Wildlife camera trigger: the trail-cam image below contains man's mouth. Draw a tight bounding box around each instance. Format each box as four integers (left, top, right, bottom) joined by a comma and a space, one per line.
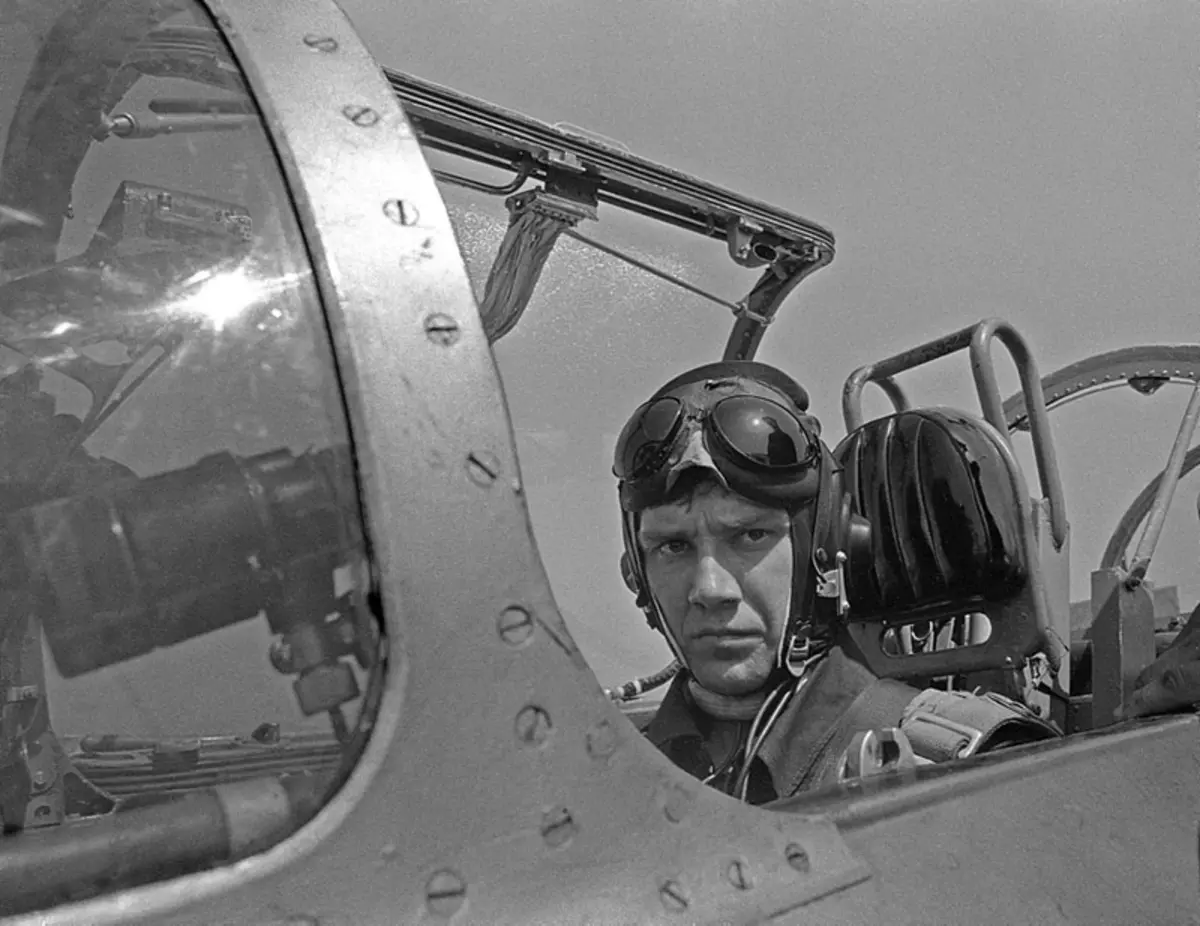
693, 628, 762, 642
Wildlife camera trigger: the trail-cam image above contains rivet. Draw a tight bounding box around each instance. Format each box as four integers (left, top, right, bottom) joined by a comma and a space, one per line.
515, 705, 552, 746
341, 104, 380, 127
785, 842, 811, 873
466, 451, 499, 486
726, 858, 753, 891
498, 606, 534, 646
302, 34, 339, 52
658, 879, 689, 913
32, 771, 45, 787
662, 782, 692, 823
384, 198, 420, 226
540, 805, 578, 848
585, 720, 616, 759
423, 312, 460, 346
425, 868, 467, 917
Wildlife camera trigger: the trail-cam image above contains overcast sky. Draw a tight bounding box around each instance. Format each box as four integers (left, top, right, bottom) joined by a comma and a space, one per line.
332, 0, 1199, 684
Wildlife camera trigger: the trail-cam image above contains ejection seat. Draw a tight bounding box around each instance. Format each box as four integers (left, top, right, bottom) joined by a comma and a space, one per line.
834, 319, 1071, 728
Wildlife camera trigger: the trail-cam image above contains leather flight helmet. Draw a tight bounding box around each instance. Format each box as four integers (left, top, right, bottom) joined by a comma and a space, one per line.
613, 361, 871, 676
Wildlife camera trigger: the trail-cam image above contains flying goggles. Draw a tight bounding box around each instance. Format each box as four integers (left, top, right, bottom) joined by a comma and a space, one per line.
613, 391, 825, 514
614, 377, 860, 674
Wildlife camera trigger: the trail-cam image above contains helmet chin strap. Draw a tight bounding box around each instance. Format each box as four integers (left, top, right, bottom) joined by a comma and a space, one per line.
777, 453, 838, 677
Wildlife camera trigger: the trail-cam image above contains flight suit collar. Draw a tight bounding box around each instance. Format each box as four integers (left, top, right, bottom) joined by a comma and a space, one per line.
643, 672, 711, 779
643, 646, 897, 801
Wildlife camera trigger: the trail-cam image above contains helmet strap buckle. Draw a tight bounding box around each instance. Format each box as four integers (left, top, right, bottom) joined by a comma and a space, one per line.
814, 549, 850, 617
783, 633, 830, 678
783, 635, 812, 677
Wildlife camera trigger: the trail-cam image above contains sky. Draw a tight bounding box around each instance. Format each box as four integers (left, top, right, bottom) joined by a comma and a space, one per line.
335, 0, 1200, 684
1, 0, 1196, 742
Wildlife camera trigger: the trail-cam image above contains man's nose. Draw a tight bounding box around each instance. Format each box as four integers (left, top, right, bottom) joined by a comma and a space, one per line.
687, 554, 741, 609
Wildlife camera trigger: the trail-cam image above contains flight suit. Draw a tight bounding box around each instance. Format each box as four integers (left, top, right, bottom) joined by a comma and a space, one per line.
644, 644, 1060, 803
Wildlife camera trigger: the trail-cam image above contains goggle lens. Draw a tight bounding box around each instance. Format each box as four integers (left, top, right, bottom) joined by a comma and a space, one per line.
710, 395, 818, 471
612, 396, 683, 479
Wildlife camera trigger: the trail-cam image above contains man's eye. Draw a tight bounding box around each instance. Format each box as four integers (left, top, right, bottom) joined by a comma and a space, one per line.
741, 528, 772, 544
657, 540, 689, 556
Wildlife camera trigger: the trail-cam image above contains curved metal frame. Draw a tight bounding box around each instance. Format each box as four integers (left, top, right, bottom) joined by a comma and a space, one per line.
7, 1, 873, 923
842, 318, 1068, 549
1001, 346, 1200, 581
1002, 345, 1200, 432
1101, 446, 1200, 573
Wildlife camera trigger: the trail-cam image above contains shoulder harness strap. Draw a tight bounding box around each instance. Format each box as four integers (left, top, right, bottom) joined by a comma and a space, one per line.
899, 688, 1061, 762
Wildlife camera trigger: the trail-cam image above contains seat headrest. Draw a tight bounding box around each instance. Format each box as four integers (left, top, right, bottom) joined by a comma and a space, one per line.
834, 408, 1030, 623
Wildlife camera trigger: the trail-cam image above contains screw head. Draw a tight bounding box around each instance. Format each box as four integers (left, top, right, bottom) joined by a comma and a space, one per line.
726, 858, 752, 891
658, 879, 689, 913
425, 868, 466, 917
585, 720, 616, 759
341, 104, 380, 127
515, 705, 552, 746
302, 33, 339, 52
466, 451, 500, 486
661, 782, 692, 823
540, 805, 578, 848
423, 312, 460, 346
785, 842, 811, 873
384, 198, 420, 227
498, 606, 534, 646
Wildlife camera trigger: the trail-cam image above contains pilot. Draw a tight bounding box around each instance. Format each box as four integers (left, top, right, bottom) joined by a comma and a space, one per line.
613, 360, 1060, 803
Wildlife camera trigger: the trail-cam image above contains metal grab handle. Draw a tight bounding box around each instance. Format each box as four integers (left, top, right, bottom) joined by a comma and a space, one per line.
842, 317, 1068, 549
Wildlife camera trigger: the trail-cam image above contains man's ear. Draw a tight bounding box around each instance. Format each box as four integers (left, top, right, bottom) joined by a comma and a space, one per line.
620, 551, 663, 631
620, 552, 641, 597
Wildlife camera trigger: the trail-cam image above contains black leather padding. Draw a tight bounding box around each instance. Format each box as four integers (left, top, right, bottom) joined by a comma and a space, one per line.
833, 408, 1028, 620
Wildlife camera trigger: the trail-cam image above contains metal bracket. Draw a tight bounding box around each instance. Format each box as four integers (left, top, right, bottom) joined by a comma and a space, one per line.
731, 299, 775, 327
838, 727, 924, 781
815, 552, 850, 617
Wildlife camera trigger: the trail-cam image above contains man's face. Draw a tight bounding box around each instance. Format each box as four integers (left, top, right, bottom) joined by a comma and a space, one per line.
638, 481, 794, 696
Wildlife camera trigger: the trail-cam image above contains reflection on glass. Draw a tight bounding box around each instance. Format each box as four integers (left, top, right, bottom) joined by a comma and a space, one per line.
0, 0, 379, 911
